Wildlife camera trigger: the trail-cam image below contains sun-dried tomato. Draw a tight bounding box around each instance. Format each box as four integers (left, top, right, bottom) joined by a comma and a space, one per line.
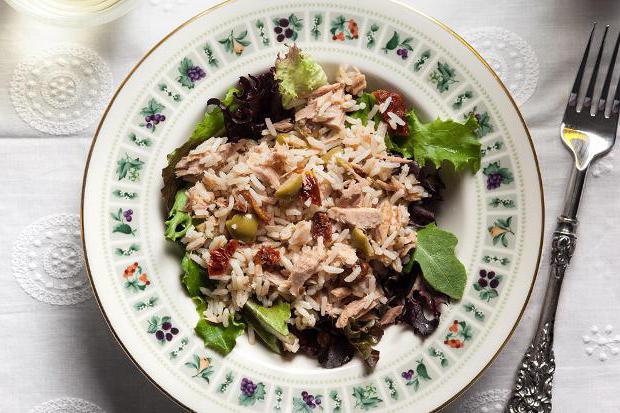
253, 246, 281, 267
240, 190, 271, 222
207, 240, 240, 276
301, 172, 322, 206
371, 89, 409, 136
311, 212, 332, 243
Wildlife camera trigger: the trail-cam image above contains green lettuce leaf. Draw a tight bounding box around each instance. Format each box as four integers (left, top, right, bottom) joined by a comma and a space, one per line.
164, 190, 192, 242
161, 87, 238, 209
344, 319, 384, 368
195, 317, 245, 356
275, 45, 327, 109
245, 317, 282, 354
243, 299, 290, 338
412, 223, 467, 299
387, 111, 481, 173
350, 93, 382, 126
180, 253, 210, 297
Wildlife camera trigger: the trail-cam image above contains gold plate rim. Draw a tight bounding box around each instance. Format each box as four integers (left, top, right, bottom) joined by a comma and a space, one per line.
80, 1, 545, 411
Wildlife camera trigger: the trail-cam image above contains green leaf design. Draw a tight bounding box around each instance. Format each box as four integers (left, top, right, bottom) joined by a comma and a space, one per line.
292, 397, 311, 413
412, 224, 467, 299
113, 223, 135, 235
140, 98, 165, 116
289, 14, 303, 30
400, 37, 414, 51
416, 361, 431, 380
352, 386, 382, 410
179, 57, 193, 74
177, 74, 194, 89
116, 154, 144, 180
147, 316, 160, 333
383, 31, 400, 52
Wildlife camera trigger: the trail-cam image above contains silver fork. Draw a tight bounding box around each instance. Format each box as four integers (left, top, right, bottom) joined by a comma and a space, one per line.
506, 24, 619, 413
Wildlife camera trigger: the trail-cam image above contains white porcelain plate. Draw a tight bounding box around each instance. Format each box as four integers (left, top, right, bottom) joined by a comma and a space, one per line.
82, 1, 544, 411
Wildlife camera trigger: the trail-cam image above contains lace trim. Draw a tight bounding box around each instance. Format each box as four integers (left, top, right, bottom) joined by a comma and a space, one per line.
29, 397, 105, 413
462, 27, 539, 105
10, 43, 112, 135
12, 213, 91, 305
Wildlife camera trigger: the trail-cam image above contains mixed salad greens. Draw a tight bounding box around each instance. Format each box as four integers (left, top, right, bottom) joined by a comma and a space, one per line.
162, 46, 481, 367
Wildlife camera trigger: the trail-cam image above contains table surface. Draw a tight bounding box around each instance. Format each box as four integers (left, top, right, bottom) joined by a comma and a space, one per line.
2, 0, 620, 412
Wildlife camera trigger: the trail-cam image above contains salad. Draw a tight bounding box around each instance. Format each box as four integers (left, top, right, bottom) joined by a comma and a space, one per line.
161, 45, 480, 368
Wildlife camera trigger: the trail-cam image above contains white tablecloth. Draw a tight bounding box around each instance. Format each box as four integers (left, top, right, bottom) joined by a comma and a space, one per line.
1, 1, 619, 411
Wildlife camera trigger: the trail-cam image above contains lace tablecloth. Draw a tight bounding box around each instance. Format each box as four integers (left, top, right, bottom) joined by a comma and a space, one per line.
1, 0, 619, 411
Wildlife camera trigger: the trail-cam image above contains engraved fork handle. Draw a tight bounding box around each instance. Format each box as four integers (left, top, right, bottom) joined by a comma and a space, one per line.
506, 166, 584, 413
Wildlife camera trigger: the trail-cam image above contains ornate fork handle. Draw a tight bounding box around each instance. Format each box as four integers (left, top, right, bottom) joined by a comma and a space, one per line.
506, 216, 577, 413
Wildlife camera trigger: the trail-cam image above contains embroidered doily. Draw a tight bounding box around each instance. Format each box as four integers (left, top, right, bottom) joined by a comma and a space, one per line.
583, 325, 620, 361
29, 397, 105, 413
458, 388, 510, 412
10, 44, 112, 135
461, 27, 539, 105
12, 213, 91, 305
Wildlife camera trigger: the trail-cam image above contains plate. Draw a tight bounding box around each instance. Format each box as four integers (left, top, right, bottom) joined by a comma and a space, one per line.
81, 1, 544, 411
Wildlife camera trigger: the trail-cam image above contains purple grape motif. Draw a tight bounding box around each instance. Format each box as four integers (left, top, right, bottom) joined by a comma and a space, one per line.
123, 209, 133, 222
401, 369, 414, 381
486, 173, 503, 190
187, 66, 206, 82
475, 269, 502, 302
396, 48, 409, 59
241, 378, 257, 397
155, 319, 178, 342
300, 391, 321, 409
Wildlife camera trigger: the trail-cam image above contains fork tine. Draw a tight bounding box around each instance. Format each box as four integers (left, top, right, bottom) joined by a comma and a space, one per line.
568, 23, 596, 107
598, 31, 620, 115
583, 25, 609, 111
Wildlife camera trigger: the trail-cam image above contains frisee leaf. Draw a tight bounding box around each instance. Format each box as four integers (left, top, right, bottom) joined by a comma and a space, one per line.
275, 44, 327, 109
387, 110, 481, 173
412, 223, 467, 299
195, 317, 245, 356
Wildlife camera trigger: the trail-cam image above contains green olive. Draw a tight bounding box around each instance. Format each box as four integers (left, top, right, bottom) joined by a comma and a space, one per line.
275, 133, 288, 145
225, 213, 258, 243
351, 227, 373, 256
276, 133, 307, 148
336, 158, 350, 169
275, 174, 304, 202
322, 146, 343, 164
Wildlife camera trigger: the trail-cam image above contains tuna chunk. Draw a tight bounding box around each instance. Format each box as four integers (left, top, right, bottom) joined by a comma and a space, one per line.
337, 66, 367, 96
288, 250, 322, 296
249, 164, 280, 190
330, 287, 352, 300
186, 182, 215, 215
335, 294, 378, 328
327, 207, 382, 229
289, 220, 313, 248
375, 200, 393, 243
295, 83, 346, 132
272, 118, 294, 132
379, 305, 404, 326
